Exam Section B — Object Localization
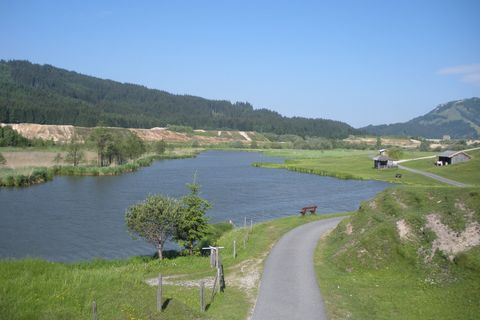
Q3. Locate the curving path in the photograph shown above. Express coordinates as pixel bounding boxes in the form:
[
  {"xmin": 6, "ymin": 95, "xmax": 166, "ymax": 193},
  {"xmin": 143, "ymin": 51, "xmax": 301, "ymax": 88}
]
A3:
[
  {"xmin": 397, "ymin": 165, "xmax": 467, "ymax": 187},
  {"xmin": 252, "ymin": 217, "xmax": 345, "ymax": 320}
]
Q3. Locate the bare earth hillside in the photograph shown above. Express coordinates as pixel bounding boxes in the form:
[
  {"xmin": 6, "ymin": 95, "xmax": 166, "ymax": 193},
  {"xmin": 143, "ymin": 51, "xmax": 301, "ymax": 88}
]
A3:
[{"xmin": 1, "ymin": 123, "xmax": 260, "ymax": 145}]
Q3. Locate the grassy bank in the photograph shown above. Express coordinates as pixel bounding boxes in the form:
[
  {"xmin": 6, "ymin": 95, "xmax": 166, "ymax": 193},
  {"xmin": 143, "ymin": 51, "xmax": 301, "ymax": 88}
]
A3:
[
  {"xmin": 0, "ymin": 213, "xmax": 348, "ymax": 319},
  {"xmin": 315, "ymin": 187, "xmax": 480, "ymax": 319},
  {"xmin": 0, "ymin": 149, "xmax": 199, "ymax": 187},
  {"xmin": 254, "ymin": 149, "xmax": 443, "ymax": 186}
]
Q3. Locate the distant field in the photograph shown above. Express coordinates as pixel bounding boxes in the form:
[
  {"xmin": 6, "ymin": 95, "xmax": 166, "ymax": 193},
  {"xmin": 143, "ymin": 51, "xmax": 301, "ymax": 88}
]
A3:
[
  {"xmin": 0, "ymin": 150, "xmax": 97, "ymax": 169},
  {"xmin": 402, "ymin": 149, "xmax": 480, "ymax": 186},
  {"xmin": 259, "ymin": 149, "xmax": 443, "ymax": 186}
]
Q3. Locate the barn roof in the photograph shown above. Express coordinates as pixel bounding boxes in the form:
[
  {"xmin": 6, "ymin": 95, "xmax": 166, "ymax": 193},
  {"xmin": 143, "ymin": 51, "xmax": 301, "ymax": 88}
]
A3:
[
  {"xmin": 373, "ymin": 155, "xmax": 391, "ymax": 161},
  {"xmin": 438, "ymin": 150, "xmax": 471, "ymax": 158}
]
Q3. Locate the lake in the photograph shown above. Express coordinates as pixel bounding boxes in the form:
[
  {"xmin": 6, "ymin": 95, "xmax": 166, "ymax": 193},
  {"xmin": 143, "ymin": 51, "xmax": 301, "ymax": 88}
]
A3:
[{"xmin": 0, "ymin": 151, "xmax": 390, "ymax": 261}]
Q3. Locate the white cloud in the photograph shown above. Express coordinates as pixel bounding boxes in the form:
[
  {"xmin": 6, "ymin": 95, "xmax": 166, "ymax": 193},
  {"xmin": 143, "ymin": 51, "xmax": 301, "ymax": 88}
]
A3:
[{"xmin": 437, "ymin": 64, "xmax": 480, "ymax": 86}]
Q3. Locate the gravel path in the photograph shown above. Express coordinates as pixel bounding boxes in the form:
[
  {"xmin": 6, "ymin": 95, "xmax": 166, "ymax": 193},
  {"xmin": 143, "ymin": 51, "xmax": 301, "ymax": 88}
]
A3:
[
  {"xmin": 252, "ymin": 217, "xmax": 345, "ymax": 320},
  {"xmin": 398, "ymin": 165, "xmax": 467, "ymax": 187}
]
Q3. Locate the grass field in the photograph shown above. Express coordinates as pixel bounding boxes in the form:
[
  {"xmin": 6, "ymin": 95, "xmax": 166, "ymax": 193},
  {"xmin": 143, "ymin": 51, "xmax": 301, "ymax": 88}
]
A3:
[
  {"xmin": 256, "ymin": 149, "xmax": 443, "ymax": 186},
  {"xmin": 315, "ymin": 187, "xmax": 480, "ymax": 320},
  {"xmin": 401, "ymin": 149, "xmax": 480, "ymax": 186},
  {"xmin": 0, "ymin": 213, "xmax": 348, "ymax": 319}
]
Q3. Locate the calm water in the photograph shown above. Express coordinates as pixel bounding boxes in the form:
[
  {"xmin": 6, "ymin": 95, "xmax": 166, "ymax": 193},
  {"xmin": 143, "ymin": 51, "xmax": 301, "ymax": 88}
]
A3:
[{"xmin": 0, "ymin": 151, "xmax": 390, "ymax": 261}]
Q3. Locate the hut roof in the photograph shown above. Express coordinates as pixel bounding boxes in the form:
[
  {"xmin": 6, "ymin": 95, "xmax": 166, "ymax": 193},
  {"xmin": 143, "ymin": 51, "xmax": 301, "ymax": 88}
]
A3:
[
  {"xmin": 373, "ymin": 155, "xmax": 391, "ymax": 161},
  {"xmin": 438, "ymin": 150, "xmax": 471, "ymax": 159}
]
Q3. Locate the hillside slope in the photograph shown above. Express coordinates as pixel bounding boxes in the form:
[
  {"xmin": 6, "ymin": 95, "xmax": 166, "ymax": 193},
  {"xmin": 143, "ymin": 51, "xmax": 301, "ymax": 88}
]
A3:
[
  {"xmin": 0, "ymin": 60, "xmax": 357, "ymax": 138},
  {"xmin": 362, "ymin": 98, "xmax": 480, "ymax": 139},
  {"xmin": 316, "ymin": 187, "xmax": 480, "ymax": 319}
]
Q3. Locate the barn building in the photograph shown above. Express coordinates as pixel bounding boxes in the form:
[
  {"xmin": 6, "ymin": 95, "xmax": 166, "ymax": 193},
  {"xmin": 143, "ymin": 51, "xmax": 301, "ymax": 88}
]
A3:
[
  {"xmin": 437, "ymin": 150, "xmax": 471, "ymax": 166},
  {"xmin": 373, "ymin": 155, "xmax": 396, "ymax": 169}
]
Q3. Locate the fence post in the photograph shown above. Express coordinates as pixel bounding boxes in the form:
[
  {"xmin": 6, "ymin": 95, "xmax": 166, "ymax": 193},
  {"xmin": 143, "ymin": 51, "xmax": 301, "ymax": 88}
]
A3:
[
  {"xmin": 216, "ymin": 266, "xmax": 221, "ymax": 293},
  {"xmin": 250, "ymin": 219, "xmax": 253, "ymax": 232},
  {"xmin": 92, "ymin": 301, "xmax": 97, "ymax": 320},
  {"xmin": 233, "ymin": 240, "xmax": 236, "ymax": 259},
  {"xmin": 200, "ymin": 281, "xmax": 205, "ymax": 312},
  {"xmin": 157, "ymin": 274, "xmax": 163, "ymax": 312},
  {"xmin": 244, "ymin": 216, "xmax": 247, "ymax": 228}
]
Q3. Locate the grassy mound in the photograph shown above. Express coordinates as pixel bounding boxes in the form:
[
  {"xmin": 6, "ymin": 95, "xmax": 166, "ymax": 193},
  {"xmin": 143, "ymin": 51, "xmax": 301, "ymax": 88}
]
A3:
[{"xmin": 316, "ymin": 187, "xmax": 480, "ymax": 319}]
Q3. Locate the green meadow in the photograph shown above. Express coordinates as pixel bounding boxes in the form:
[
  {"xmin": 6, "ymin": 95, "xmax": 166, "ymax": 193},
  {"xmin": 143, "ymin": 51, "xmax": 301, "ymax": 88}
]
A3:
[
  {"xmin": 401, "ymin": 149, "xmax": 480, "ymax": 186},
  {"xmin": 256, "ymin": 149, "xmax": 443, "ymax": 186},
  {"xmin": 0, "ymin": 214, "xmax": 347, "ymax": 319}
]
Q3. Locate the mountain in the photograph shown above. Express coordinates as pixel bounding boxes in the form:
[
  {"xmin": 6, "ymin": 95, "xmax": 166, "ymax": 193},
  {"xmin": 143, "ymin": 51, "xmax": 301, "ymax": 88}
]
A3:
[
  {"xmin": 0, "ymin": 60, "xmax": 358, "ymax": 139},
  {"xmin": 362, "ymin": 98, "xmax": 480, "ymax": 139}
]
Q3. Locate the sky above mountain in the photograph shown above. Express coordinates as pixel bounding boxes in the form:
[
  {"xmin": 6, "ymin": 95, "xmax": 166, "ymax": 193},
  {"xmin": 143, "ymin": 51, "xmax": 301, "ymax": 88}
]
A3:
[{"xmin": 1, "ymin": 0, "xmax": 479, "ymax": 127}]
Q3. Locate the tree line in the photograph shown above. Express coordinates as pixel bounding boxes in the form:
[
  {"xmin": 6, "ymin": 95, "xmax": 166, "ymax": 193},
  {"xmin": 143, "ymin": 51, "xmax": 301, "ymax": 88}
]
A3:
[{"xmin": 0, "ymin": 60, "xmax": 359, "ymax": 139}]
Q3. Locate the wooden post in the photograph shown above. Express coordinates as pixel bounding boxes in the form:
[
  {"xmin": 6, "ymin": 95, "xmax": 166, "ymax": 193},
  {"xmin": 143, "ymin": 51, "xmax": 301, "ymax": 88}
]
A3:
[
  {"xmin": 92, "ymin": 301, "xmax": 97, "ymax": 320},
  {"xmin": 215, "ymin": 247, "xmax": 220, "ymax": 268},
  {"xmin": 203, "ymin": 246, "xmax": 224, "ymax": 268},
  {"xmin": 216, "ymin": 265, "xmax": 221, "ymax": 293},
  {"xmin": 250, "ymin": 219, "xmax": 253, "ymax": 232},
  {"xmin": 200, "ymin": 281, "xmax": 205, "ymax": 312},
  {"xmin": 210, "ymin": 248, "xmax": 215, "ymax": 268},
  {"xmin": 233, "ymin": 240, "xmax": 236, "ymax": 259},
  {"xmin": 157, "ymin": 274, "xmax": 163, "ymax": 312},
  {"xmin": 244, "ymin": 216, "xmax": 247, "ymax": 228}
]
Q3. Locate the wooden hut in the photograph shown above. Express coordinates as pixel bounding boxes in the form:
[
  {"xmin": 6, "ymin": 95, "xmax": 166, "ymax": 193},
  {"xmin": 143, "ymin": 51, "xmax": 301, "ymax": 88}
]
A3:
[
  {"xmin": 373, "ymin": 155, "xmax": 396, "ymax": 169},
  {"xmin": 437, "ymin": 150, "xmax": 471, "ymax": 166}
]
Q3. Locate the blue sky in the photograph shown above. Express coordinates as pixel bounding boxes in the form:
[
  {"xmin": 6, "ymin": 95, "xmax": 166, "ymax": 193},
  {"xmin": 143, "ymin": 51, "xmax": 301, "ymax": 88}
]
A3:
[{"xmin": 1, "ymin": 0, "xmax": 479, "ymax": 127}]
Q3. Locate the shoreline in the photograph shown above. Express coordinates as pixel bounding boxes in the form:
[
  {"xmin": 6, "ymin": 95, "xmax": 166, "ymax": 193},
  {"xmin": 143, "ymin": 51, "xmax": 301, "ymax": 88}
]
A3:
[{"xmin": 0, "ymin": 151, "xmax": 200, "ymax": 187}]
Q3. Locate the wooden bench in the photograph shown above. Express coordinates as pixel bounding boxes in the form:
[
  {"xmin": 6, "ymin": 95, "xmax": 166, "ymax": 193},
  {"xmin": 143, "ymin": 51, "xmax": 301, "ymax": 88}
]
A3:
[{"xmin": 300, "ymin": 206, "xmax": 317, "ymax": 216}]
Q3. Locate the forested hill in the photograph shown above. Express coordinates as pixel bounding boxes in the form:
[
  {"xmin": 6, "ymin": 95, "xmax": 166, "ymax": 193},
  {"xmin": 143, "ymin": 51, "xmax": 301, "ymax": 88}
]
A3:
[
  {"xmin": 362, "ymin": 98, "xmax": 480, "ymax": 139},
  {"xmin": 0, "ymin": 60, "xmax": 358, "ymax": 138}
]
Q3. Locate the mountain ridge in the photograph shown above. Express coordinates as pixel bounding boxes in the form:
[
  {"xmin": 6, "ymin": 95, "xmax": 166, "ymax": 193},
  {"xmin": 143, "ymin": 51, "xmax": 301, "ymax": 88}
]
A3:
[{"xmin": 362, "ymin": 97, "xmax": 480, "ymax": 139}]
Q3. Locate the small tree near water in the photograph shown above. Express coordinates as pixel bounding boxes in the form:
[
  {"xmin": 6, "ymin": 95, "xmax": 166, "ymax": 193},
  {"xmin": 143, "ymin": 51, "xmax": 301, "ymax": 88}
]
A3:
[
  {"xmin": 176, "ymin": 179, "xmax": 212, "ymax": 255},
  {"xmin": 65, "ymin": 141, "xmax": 84, "ymax": 166},
  {"xmin": 125, "ymin": 195, "xmax": 182, "ymax": 260}
]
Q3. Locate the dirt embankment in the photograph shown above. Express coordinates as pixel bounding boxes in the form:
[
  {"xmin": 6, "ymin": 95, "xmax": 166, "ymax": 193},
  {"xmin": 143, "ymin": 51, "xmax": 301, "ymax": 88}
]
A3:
[
  {"xmin": 1, "ymin": 123, "xmax": 257, "ymax": 144},
  {"xmin": 344, "ymin": 136, "xmax": 421, "ymax": 148}
]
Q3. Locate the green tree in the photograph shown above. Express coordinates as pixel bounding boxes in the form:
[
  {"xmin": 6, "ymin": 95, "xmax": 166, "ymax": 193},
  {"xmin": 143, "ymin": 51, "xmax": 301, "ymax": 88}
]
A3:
[
  {"xmin": 125, "ymin": 195, "xmax": 182, "ymax": 260},
  {"xmin": 154, "ymin": 139, "xmax": 166, "ymax": 155},
  {"xmin": 122, "ymin": 132, "xmax": 146, "ymax": 161},
  {"xmin": 375, "ymin": 136, "xmax": 382, "ymax": 149},
  {"xmin": 419, "ymin": 140, "xmax": 430, "ymax": 151},
  {"xmin": 65, "ymin": 138, "xmax": 84, "ymax": 166},
  {"xmin": 176, "ymin": 178, "xmax": 212, "ymax": 255},
  {"xmin": 88, "ymin": 127, "xmax": 114, "ymax": 166},
  {"xmin": 53, "ymin": 153, "xmax": 63, "ymax": 165},
  {"xmin": 387, "ymin": 147, "xmax": 404, "ymax": 160},
  {"xmin": 250, "ymin": 140, "xmax": 258, "ymax": 149},
  {"xmin": 0, "ymin": 152, "xmax": 6, "ymax": 165},
  {"xmin": 0, "ymin": 126, "xmax": 31, "ymax": 147}
]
